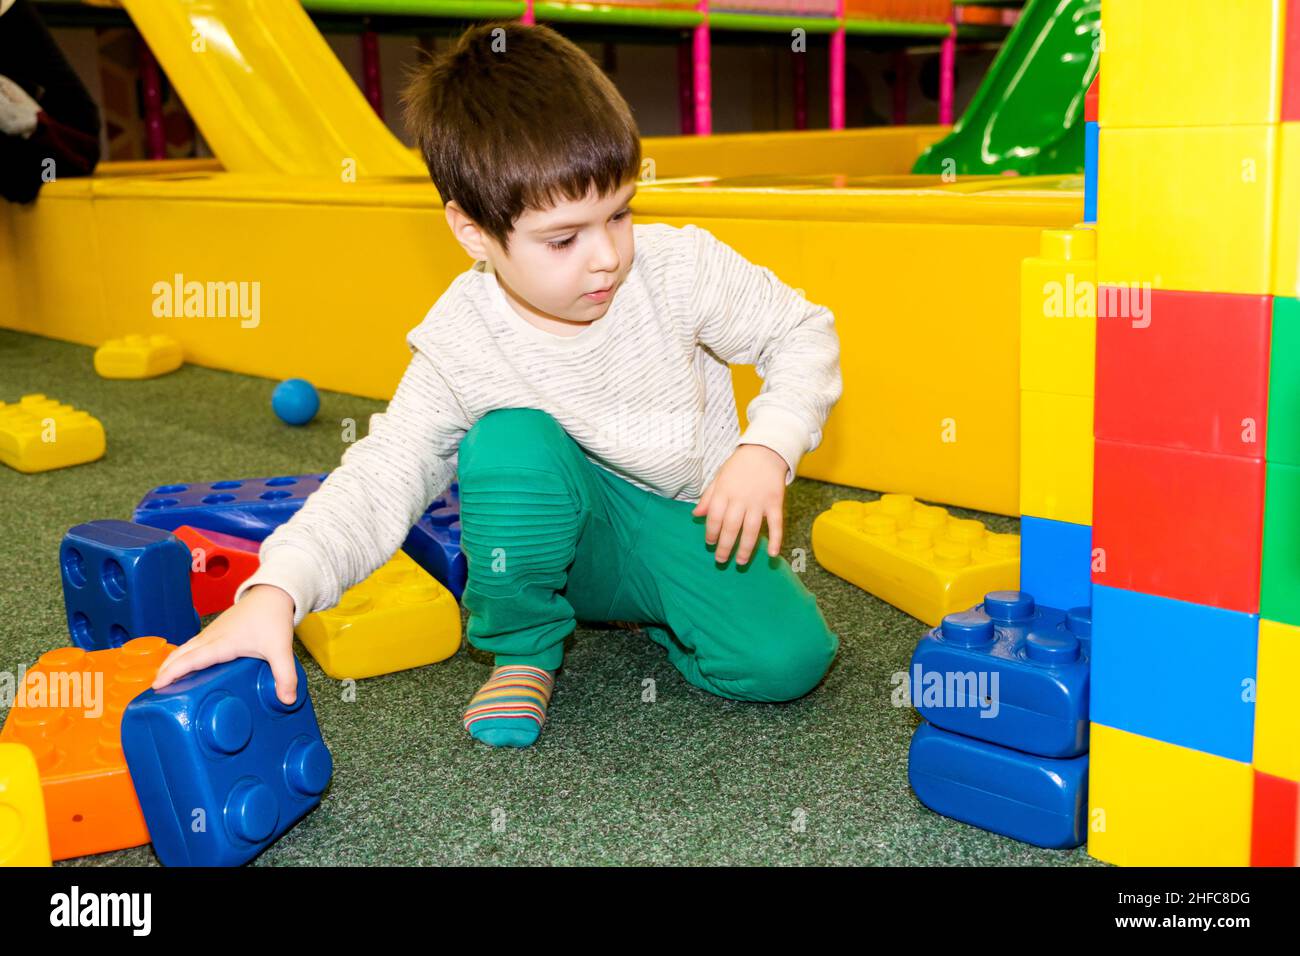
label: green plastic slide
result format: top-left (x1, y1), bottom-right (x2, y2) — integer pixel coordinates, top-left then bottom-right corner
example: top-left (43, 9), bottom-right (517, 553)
top-left (913, 0), bottom-right (1100, 176)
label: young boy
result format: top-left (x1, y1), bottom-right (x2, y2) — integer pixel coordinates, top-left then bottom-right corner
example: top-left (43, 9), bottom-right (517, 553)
top-left (151, 21), bottom-right (843, 749)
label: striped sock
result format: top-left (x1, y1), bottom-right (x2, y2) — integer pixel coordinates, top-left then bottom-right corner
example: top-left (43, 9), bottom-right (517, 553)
top-left (462, 665), bottom-right (556, 748)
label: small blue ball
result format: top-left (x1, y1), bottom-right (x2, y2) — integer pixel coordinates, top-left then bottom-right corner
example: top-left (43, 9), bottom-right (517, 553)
top-left (272, 378), bottom-right (320, 426)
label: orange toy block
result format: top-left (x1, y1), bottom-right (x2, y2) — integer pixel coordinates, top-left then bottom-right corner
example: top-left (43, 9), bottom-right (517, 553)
top-left (0, 638), bottom-right (174, 860)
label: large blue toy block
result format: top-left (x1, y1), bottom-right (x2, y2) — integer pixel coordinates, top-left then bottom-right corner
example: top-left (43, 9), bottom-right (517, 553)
top-left (911, 591), bottom-right (1091, 757)
top-left (133, 474), bottom-right (327, 540)
top-left (1084, 120), bottom-right (1099, 223)
top-left (60, 520), bottom-right (200, 650)
top-left (1020, 515), bottom-right (1092, 611)
top-left (1092, 583), bottom-right (1257, 763)
top-left (401, 480), bottom-right (465, 599)
top-left (121, 656), bottom-right (332, 866)
top-left (908, 721), bottom-right (1089, 849)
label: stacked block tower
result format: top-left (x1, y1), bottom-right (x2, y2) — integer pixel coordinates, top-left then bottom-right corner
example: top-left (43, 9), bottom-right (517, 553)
top-left (926, 96), bottom-right (1101, 841)
top-left (1019, 222), bottom-right (1096, 612)
top-left (1085, 0), bottom-right (1300, 866)
top-left (1018, 62), bottom-right (1099, 615)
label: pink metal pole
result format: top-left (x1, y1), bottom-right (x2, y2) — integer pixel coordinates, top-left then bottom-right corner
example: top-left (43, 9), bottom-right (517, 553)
top-left (522, 0), bottom-right (535, 26)
top-left (361, 29), bottom-right (383, 118)
top-left (678, 39), bottom-right (694, 135)
top-left (138, 37), bottom-right (166, 160)
top-left (891, 48), bottom-right (909, 125)
top-left (693, 1), bottom-right (711, 135)
top-left (793, 46), bottom-right (807, 130)
top-left (829, 0), bottom-right (845, 130)
top-left (939, 9), bottom-right (956, 125)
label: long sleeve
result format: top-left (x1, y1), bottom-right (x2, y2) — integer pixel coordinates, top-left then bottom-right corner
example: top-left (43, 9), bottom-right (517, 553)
top-left (234, 345), bottom-right (472, 625)
top-left (688, 224), bottom-right (843, 485)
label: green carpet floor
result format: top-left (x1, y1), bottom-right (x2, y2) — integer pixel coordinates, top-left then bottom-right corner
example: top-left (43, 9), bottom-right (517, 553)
top-left (0, 329), bottom-right (1101, 866)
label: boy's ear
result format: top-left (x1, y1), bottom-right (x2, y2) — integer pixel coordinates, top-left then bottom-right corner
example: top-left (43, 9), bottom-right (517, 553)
top-left (444, 201), bottom-right (491, 261)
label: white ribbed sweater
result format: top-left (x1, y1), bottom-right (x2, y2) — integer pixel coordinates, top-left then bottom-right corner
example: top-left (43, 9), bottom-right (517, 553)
top-left (237, 222), bottom-right (843, 624)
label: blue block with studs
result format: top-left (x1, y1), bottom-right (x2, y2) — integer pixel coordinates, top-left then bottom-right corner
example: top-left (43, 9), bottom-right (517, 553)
top-left (60, 520), bottom-right (200, 650)
top-left (910, 591), bottom-right (1091, 758)
top-left (121, 656), bottom-right (333, 866)
top-left (133, 474), bottom-right (327, 541)
top-left (401, 480), bottom-right (465, 599)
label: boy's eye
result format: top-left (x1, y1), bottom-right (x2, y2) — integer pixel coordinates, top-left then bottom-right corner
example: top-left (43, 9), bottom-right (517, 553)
top-left (545, 210), bottom-right (629, 251)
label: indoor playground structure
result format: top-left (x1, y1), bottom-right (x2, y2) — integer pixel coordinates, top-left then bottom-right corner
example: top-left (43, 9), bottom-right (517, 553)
top-left (1, 0), bottom-right (1097, 517)
top-left (0, 0), bottom-right (1296, 869)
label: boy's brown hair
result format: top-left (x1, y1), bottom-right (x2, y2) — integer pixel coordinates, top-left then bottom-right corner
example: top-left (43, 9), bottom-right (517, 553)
top-left (401, 21), bottom-right (642, 252)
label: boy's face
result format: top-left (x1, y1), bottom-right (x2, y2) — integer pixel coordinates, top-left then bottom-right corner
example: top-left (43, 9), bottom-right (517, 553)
top-left (448, 179), bottom-right (637, 336)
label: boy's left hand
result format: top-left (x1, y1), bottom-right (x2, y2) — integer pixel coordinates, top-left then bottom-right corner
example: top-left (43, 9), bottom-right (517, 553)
top-left (692, 444), bottom-right (788, 565)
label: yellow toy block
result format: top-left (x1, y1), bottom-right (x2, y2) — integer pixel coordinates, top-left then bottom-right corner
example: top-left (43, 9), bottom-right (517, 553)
top-left (0, 742), bottom-right (52, 867)
top-left (1020, 228), bottom-right (1096, 398)
top-left (810, 494), bottom-right (1020, 626)
top-left (93, 333), bottom-right (183, 379)
top-left (1275, 123), bottom-right (1300, 299)
top-left (1019, 390), bottom-right (1093, 525)
top-left (0, 394), bottom-right (106, 474)
top-left (1255, 619), bottom-right (1300, 781)
top-left (1099, 0), bottom-right (1288, 127)
top-left (1097, 125), bottom-right (1278, 296)
top-left (1089, 723), bottom-right (1253, 866)
top-left (296, 552), bottom-right (460, 680)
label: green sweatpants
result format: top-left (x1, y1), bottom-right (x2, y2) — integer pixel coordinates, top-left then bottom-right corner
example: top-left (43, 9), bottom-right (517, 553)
top-left (456, 408), bottom-right (840, 702)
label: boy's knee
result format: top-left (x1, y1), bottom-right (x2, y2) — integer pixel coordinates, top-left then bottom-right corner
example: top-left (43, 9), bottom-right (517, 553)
top-left (457, 411), bottom-right (584, 582)
top-left (459, 408), bottom-right (566, 475)
top-left (733, 617), bottom-right (839, 703)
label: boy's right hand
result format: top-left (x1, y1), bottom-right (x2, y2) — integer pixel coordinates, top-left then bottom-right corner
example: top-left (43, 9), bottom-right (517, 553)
top-left (151, 584), bottom-right (299, 705)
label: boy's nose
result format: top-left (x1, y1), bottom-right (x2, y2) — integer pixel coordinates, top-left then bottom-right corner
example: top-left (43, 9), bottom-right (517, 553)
top-left (589, 233), bottom-right (623, 272)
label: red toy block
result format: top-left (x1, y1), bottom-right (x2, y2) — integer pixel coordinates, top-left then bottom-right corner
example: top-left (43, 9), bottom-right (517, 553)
top-left (1085, 73), bottom-right (1099, 124)
top-left (1095, 289), bottom-right (1272, 459)
top-left (1252, 770), bottom-right (1299, 866)
top-left (1092, 439), bottom-right (1265, 614)
top-left (172, 525), bottom-right (261, 616)
top-left (1286, 0), bottom-right (1300, 121)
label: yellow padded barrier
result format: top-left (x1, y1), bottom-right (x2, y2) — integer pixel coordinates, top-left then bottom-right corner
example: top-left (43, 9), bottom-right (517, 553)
top-left (0, 165), bottom-right (1082, 514)
top-left (641, 126), bottom-right (950, 179)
